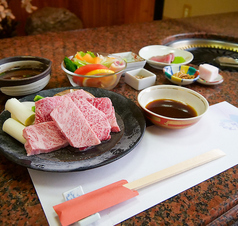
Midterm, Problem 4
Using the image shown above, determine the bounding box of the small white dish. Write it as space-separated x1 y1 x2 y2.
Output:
197 73 223 85
139 45 193 69
125 68 156 90
112 52 146 71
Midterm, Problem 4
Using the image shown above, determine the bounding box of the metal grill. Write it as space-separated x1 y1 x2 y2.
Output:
165 38 238 72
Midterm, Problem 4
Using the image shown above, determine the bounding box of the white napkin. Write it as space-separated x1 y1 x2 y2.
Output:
28 101 238 226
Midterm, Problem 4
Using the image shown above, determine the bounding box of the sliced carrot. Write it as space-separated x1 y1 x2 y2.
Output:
92 57 102 64
82 53 95 63
75 52 102 64
75 52 84 61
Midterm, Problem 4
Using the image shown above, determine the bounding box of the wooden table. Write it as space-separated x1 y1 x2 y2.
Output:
0 12 237 225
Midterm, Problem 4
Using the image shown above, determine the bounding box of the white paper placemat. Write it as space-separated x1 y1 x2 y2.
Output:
28 101 238 226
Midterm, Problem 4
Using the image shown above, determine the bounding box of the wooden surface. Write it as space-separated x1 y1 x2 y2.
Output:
10 0 156 36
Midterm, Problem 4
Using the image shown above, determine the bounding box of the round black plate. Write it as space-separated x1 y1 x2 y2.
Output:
0 87 146 172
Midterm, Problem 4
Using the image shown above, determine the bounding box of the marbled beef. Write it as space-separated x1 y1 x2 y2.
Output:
23 121 68 156
88 97 120 132
50 96 101 148
71 97 111 141
66 89 94 99
34 96 63 124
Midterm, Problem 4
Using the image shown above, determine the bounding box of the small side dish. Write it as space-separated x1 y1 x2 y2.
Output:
62 51 126 90
139 45 193 69
112 52 146 71
163 65 199 85
125 68 156 90
197 64 224 85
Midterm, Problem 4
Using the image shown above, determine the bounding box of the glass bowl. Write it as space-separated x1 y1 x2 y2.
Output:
61 53 127 90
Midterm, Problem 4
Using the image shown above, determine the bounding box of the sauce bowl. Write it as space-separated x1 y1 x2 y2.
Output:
138 85 209 129
0 56 51 96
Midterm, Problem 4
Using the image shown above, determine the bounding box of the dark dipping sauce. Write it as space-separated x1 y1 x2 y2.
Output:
146 99 197 118
0 68 43 80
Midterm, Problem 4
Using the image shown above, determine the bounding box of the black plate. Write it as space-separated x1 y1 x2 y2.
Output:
0 87 146 172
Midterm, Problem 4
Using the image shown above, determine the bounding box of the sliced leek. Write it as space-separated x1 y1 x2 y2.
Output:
5 98 35 126
2 118 26 144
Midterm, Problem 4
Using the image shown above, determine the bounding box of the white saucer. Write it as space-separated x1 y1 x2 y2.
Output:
197 73 224 85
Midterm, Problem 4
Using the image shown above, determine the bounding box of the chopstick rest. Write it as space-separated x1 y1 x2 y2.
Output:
54 149 225 226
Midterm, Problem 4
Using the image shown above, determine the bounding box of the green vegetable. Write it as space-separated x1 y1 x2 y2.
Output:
73 58 88 68
77 51 96 58
34 95 44 102
172 56 186 64
64 57 77 72
87 51 96 58
31 95 44 112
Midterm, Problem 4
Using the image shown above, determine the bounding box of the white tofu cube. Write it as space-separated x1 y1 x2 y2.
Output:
199 64 219 82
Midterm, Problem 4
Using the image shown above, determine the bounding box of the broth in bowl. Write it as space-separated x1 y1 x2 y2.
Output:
0 68 44 80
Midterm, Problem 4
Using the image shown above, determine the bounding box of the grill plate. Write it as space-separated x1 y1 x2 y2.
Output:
164 37 238 72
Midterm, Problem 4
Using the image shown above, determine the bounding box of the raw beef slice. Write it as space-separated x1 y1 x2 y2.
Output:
34 96 63 124
23 121 68 156
88 97 120 132
149 53 175 63
66 89 94 99
50 96 101 148
72 98 111 141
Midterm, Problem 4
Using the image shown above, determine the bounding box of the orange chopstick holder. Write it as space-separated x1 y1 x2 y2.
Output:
53 179 139 226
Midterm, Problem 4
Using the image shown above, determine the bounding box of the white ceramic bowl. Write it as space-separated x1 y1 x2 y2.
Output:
138 85 209 129
163 65 200 85
112 52 146 71
0 56 51 96
125 68 156 90
139 45 193 69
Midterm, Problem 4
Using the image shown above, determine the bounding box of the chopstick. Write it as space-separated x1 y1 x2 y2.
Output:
124 149 225 190
54 149 225 226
